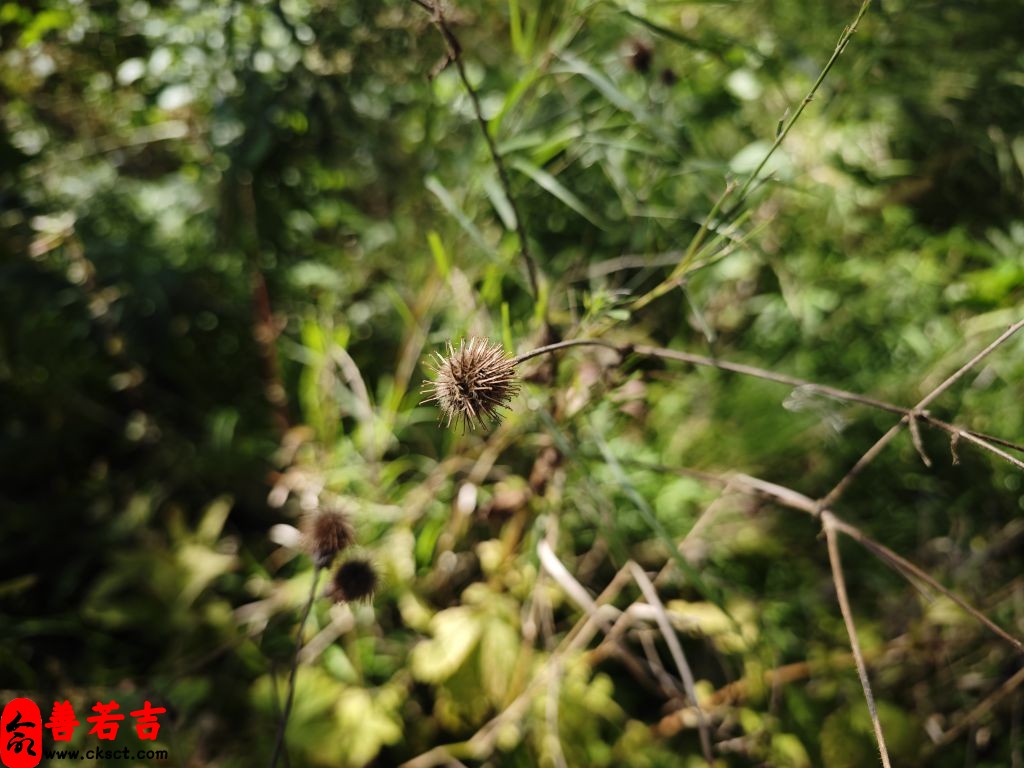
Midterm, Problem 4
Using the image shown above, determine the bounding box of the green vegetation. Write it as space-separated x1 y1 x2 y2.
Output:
2 0 1023 766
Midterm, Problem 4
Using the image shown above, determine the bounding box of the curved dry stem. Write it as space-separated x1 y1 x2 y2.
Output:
628 562 714 765
828 516 1024 654
514 338 621 365
822 512 892 768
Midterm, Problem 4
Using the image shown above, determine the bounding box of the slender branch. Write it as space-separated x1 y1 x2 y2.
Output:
935 421 1024 460
269 566 322 768
628 562 714 765
820 317 1024 509
822 512 892 768
631 344 906 414
510 337 1024 469
930 666 1024 749
733 0 873 206
414 0 542 304
828 516 1024 654
917 318 1024 409
514 338 621 364
629 456 1024 653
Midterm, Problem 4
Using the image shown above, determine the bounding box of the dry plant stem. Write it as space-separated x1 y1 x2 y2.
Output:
651 459 1024 653
820 317 1024 509
828 516 1024 654
514 338 1024 467
413 0 541 304
822 512 892 768
538 541 667 695
628 562 714 765
936 664 1024 749
269 565 322 768
514 338 621 364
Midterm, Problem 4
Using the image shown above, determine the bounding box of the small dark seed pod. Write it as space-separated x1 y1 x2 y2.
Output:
325 559 378 603
301 509 355 568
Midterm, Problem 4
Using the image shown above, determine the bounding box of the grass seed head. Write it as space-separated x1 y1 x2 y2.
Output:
422 337 520 431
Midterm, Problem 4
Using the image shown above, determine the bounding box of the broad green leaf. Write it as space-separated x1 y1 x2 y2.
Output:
410 606 483 683
335 687 403 767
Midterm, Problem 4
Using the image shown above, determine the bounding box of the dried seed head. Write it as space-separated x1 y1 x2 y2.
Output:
626 39 654 73
325 558 378 603
421 337 520 431
301 509 355 568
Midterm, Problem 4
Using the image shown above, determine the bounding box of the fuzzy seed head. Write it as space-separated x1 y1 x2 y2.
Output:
301 509 355 568
421 337 520 431
325 559 378 603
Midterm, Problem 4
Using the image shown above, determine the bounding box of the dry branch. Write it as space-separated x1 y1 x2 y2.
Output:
822 512 892 768
820 317 1024 509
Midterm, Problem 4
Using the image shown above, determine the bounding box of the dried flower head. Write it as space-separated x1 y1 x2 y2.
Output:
325 558 378 603
422 337 520 430
301 509 355 568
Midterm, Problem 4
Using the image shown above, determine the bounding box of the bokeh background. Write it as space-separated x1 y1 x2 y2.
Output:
2 0 1023 766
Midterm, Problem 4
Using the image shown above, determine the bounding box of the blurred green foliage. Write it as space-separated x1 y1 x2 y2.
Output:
2 0 1023 766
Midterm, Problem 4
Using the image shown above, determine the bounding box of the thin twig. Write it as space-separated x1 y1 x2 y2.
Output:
820 317 1024 509
511 337 1024 470
930 666 1024 749
414 0 542 304
828 517 1024 654
269 566 322 768
628 562 714 764
607 454 1024 654
822 512 892 768
514 338 621 364
733 0 873 206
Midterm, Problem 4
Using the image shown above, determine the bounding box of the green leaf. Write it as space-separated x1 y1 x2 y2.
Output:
335 687 403 767
483 173 517 230
427 230 450 277
425 175 495 256
479 617 519 705
410 606 483 683
510 157 606 228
